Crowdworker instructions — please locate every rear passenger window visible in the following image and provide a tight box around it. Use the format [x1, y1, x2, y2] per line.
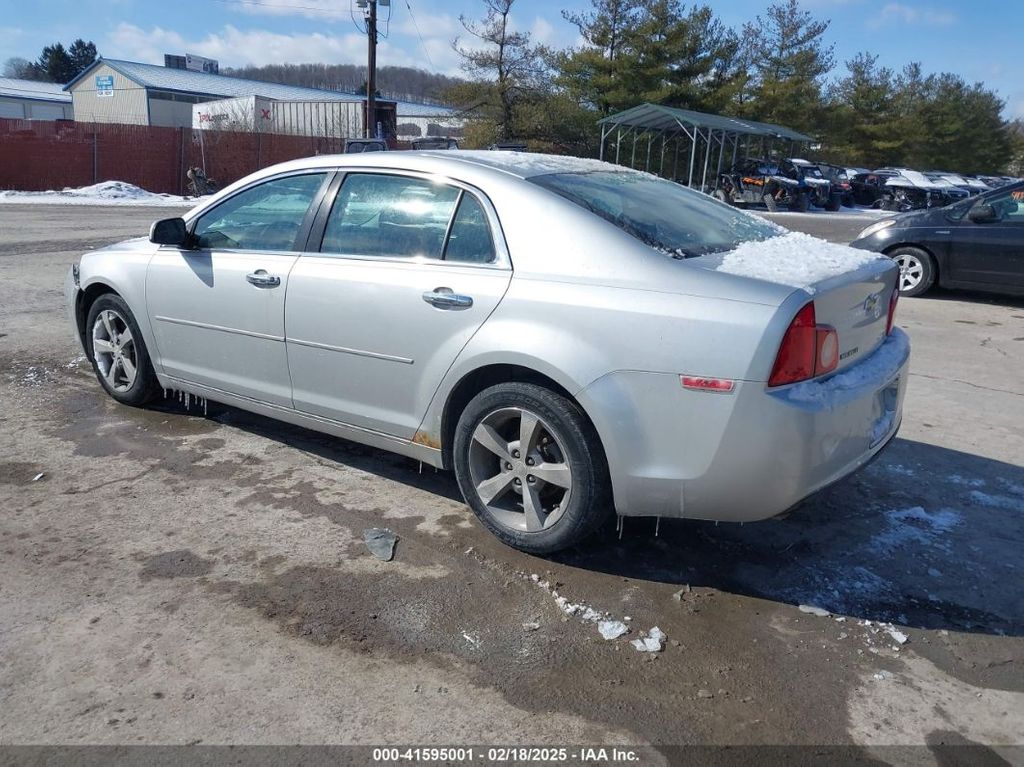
[444, 195, 496, 264]
[321, 174, 460, 259]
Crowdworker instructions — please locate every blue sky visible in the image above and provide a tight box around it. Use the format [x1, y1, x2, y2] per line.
[1, 0, 1020, 118]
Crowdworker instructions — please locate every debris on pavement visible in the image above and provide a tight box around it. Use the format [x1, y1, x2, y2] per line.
[672, 585, 692, 600]
[522, 622, 540, 632]
[887, 628, 909, 645]
[798, 604, 831, 617]
[598, 620, 629, 640]
[364, 528, 398, 561]
[697, 689, 714, 699]
[31, 473, 45, 482]
[873, 670, 895, 681]
[631, 627, 666, 653]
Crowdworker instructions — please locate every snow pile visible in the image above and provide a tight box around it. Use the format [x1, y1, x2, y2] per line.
[0, 181, 197, 206]
[784, 328, 909, 407]
[715, 231, 884, 291]
[630, 627, 665, 653]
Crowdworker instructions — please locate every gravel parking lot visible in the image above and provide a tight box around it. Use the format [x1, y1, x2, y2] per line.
[1, 204, 1022, 759]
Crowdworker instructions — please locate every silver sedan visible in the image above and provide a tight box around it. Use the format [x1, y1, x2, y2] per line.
[66, 152, 909, 553]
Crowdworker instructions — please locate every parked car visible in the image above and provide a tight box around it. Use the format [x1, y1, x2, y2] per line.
[850, 180, 1024, 296]
[345, 138, 388, 153]
[412, 137, 460, 150]
[488, 141, 528, 152]
[66, 152, 907, 553]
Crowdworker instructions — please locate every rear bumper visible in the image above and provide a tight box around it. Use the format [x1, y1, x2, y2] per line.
[578, 329, 910, 521]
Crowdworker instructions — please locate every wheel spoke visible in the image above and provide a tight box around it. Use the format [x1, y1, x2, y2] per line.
[100, 311, 116, 341]
[93, 338, 114, 354]
[476, 472, 514, 506]
[531, 461, 571, 489]
[473, 423, 511, 460]
[120, 354, 137, 383]
[105, 357, 120, 385]
[521, 486, 545, 532]
[119, 327, 134, 347]
[519, 411, 541, 454]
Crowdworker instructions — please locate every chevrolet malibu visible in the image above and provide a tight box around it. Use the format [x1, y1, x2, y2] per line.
[66, 152, 909, 554]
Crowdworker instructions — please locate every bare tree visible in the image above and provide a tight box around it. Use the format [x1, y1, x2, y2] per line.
[454, 0, 547, 140]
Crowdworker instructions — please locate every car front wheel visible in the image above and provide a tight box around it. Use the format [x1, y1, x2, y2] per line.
[453, 382, 611, 554]
[889, 246, 936, 297]
[85, 294, 159, 406]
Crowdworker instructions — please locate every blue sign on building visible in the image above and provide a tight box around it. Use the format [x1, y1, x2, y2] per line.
[95, 75, 114, 98]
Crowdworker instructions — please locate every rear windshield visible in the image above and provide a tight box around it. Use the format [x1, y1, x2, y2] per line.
[529, 170, 781, 258]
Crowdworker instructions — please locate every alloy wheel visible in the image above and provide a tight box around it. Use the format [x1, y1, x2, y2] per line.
[894, 253, 924, 292]
[91, 309, 138, 393]
[467, 407, 573, 532]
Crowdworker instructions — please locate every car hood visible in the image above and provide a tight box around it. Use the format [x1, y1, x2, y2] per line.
[887, 207, 950, 228]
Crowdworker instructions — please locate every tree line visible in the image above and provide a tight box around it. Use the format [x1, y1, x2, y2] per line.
[449, 0, 1019, 174]
[3, 40, 98, 84]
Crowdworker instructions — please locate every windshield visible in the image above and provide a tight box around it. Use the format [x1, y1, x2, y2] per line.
[529, 170, 782, 258]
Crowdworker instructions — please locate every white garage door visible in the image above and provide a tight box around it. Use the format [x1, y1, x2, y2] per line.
[0, 101, 25, 118]
[29, 103, 66, 120]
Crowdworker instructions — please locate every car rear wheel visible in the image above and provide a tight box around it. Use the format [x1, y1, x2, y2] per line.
[889, 246, 936, 297]
[825, 192, 842, 212]
[789, 192, 810, 213]
[85, 294, 159, 406]
[453, 382, 611, 554]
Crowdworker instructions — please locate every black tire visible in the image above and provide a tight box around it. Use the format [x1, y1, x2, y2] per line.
[789, 192, 810, 212]
[762, 193, 779, 212]
[85, 294, 160, 406]
[887, 246, 936, 298]
[453, 382, 612, 554]
[825, 192, 842, 212]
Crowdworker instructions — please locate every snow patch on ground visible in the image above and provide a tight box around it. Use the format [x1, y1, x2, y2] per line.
[968, 490, 1024, 512]
[0, 181, 199, 206]
[947, 474, 985, 487]
[870, 506, 962, 554]
[715, 231, 884, 291]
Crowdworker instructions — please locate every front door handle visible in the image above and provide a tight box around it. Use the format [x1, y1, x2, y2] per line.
[246, 269, 281, 288]
[422, 287, 473, 310]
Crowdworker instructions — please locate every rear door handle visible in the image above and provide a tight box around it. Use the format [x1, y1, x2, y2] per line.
[422, 287, 473, 310]
[246, 269, 281, 288]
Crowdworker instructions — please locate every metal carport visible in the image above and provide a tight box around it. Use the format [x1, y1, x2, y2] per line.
[597, 103, 814, 191]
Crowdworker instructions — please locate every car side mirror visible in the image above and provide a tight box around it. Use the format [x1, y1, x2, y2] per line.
[150, 217, 189, 246]
[968, 203, 997, 224]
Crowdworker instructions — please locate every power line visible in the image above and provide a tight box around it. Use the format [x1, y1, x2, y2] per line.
[403, 0, 435, 69]
[211, 0, 345, 17]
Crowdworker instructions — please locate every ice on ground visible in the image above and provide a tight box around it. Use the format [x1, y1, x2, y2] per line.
[785, 328, 909, 407]
[947, 474, 985, 488]
[799, 604, 831, 617]
[714, 231, 883, 291]
[968, 490, 1024, 512]
[0, 180, 200, 206]
[598, 620, 629, 640]
[631, 627, 666, 653]
[870, 506, 962, 554]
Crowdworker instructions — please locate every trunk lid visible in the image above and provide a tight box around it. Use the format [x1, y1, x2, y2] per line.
[695, 231, 898, 374]
[809, 262, 897, 372]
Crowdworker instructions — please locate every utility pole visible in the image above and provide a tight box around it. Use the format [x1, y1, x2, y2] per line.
[364, 0, 378, 139]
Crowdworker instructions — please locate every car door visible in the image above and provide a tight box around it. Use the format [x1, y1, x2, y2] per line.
[285, 170, 511, 438]
[146, 171, 330, 406]
[947, 188, 1024, 289]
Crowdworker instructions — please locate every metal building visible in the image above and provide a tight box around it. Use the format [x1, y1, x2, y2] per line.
[63, 57, 460, 137]
[0, 78, 74, 121]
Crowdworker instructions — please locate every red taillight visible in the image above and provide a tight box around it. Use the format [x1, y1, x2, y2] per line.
[768, 302, 839, 386]
[886, 286, 899, 335]
[681, 375, 735, 393]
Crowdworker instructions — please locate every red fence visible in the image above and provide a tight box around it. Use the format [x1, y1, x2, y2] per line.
[0, 119, 349, 195]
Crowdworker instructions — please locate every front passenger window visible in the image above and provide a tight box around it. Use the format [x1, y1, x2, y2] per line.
[193, 173, 327, 251]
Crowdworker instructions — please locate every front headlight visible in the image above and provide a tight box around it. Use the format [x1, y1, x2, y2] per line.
[856, 218, 897, 240]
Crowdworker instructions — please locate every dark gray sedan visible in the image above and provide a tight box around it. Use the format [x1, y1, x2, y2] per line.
[850, 181, 1024, 297]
